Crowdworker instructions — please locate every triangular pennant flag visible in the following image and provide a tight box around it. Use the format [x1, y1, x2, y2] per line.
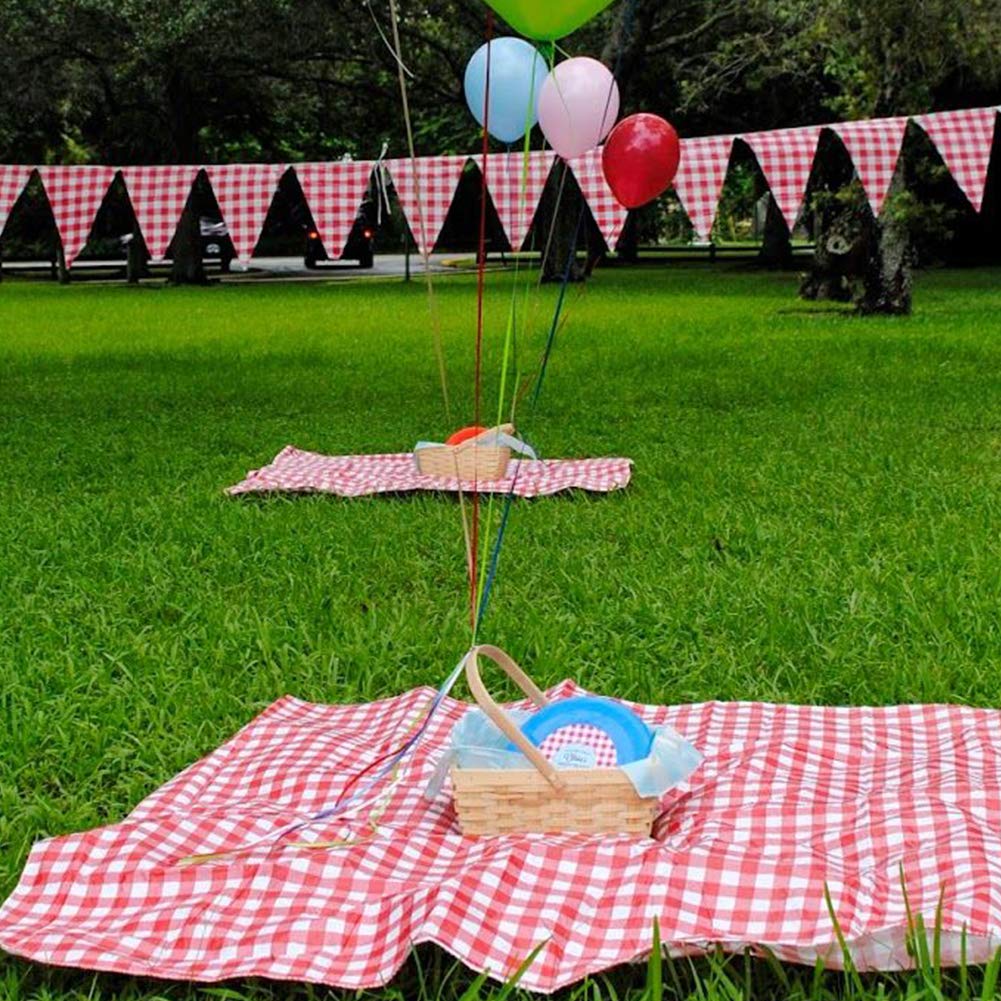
[915, 107, 999, 212]
[385, 156, 469, 257]
[741, 126, 823, 229]
[293, 161, 375, 260]
[203, 163, 285, 262]
[36, 166, 117, 266]
[567, 148, 629, 250]
[481, 150, 556, 252]
[831, 117, 908, 216]
[0, 166, 33, 240]
[673, 135, 735, 241]
[119, 165, 200, 261]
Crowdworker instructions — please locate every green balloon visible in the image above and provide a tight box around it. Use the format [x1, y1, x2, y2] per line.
[483, 0, 616, 40]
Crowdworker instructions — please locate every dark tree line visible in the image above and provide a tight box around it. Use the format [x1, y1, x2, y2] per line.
[2, 0, 998, 166]
[0, 0, 999, 303]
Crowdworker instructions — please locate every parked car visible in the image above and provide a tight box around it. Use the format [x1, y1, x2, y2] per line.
[304, 199, 377, 269]
[199, 217, 236, 268]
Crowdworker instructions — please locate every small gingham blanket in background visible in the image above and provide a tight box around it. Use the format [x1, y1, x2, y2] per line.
[227, 446, 633, 497]
[2, 682, 1001, 991]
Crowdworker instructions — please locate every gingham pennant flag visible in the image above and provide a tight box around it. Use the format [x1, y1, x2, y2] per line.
[673, 135, 735, 240]
[741, 125, 823, 229]
[0, 165, 33, 240]
[203, 163, 285, 262]
[568, 147, 629, 250]
[832, 117, 908, 216]
[915, 107, 999, 212]
[119, 166, 200, 261]
[36, 165, 117, 265]
[385, 156, 469, 256]
[293, 161, 375, 259]
[481, 150, 556, 251]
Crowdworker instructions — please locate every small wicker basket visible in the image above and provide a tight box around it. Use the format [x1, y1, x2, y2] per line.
[451, 645, 659, 837]
[415, 424, 514, 482]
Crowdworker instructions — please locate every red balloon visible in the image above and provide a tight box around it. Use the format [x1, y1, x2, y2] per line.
[601, 114, 681, 210]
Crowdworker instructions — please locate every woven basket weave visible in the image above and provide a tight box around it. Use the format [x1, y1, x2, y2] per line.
[415, 424, 514, 481]
[451, 645, 658, 836]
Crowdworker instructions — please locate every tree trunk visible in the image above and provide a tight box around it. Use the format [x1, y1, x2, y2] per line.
[800, 195, 865, 302]
[170, 204, 207, 285]
[758, 196, 792, 268]
[165, 68, 202, 163]
[541, 198, 587, 283]
[616, 213, 639, 263]
[126, 226, 148, 284]
[600, 0, 659, 96]
[856, 213, 911, 315]
[57, 245, 70, 284]
[538, 164, 588, 284]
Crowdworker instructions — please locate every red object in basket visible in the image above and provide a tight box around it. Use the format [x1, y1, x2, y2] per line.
[445, 426, 488, 446]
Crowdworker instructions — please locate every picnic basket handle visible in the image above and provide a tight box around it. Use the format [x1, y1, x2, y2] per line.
[468, 423, 515, 444]
[464, 645, 566, 791]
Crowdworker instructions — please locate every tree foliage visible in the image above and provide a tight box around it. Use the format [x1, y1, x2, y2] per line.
[1, 0, 998, 166]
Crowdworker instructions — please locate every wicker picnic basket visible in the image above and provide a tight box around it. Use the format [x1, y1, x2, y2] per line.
[415, 424, 515, 481]
[451, 645, 659, 836]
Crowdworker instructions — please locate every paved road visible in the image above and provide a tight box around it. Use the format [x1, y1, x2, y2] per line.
[249, 253, 462, 278]
[2, 253, 485, 283]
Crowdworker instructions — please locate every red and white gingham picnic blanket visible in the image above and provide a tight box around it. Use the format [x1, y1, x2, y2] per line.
[226, 446, 633, 497]
[3, 682, 1001, 991]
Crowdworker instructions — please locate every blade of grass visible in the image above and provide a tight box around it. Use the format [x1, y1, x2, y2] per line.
[824, 882, 866, 998]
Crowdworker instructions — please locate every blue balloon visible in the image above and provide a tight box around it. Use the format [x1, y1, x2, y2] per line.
[463, 37, 549, 145]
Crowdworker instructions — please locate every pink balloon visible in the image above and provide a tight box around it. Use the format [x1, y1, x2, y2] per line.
[537, 57, 620, 160]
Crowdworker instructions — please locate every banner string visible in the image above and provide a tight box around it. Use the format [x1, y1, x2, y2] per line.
[474, 0, 639, 632]
[385, 0, 477, 590]
[475, 58, 546, 616]
[387, 0, 451, 424]
[470, 11, 495, 635]
[179, 652, 471, 865]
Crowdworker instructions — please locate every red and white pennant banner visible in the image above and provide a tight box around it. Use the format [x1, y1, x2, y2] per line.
[568, 148, 629, 250]
[6, 106, 998, 267]
[481, 150, 556, 251]
[119, 166, 200, 261]
[742, 126, 823, 229]
[293, 161, 375, 260]
[0, 166, 33, 240]
[916, 107, 999, 212]
[36, 166, 117, 265]
[832, 117, 909, 216]
[674, 136, 735, 241]
[203, 163, 285, 262]
[385, 156, 469, 257]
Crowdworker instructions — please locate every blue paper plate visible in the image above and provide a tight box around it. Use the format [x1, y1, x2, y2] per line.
[507, 696, 653, 766]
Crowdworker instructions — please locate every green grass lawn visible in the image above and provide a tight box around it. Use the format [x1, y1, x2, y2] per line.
[2, 264, 1001, 1000]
